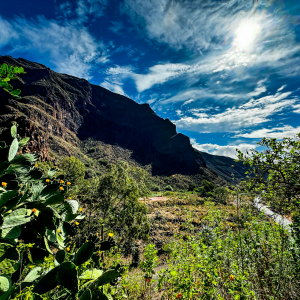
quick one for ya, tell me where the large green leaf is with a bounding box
[1,226,21,241]
[44,194,64,206]
[0,275,11,293]
[93,270,119,287]
[40,184,60,198]
[73,242,95,266]
[32,266,59,294]
[55,250,65,264]
[79,269,103,280]
[8,139,18,162]
[80,289,92,300]
[29,248,48,265]
[0,191,17,208]
[57,262,78,294]
[23,267,42,283]
[1,208,30,229]
[64,200,79,214]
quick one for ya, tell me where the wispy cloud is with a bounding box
[191,139,257,159]
[0,15,109,80]
[174,91,297,133]
[235,125,300,139]
[122,0,256,52]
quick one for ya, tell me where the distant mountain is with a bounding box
[200,151,247,182]
[0,55,246,184]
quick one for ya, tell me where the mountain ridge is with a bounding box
[0,55,247,183]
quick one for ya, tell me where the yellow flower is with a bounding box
[1,182,7,187]
[230,275,234,282]
[108,233,114,237]
[59,187,64,191]
[79,207,83,212]
[46,179,50,183]
[75,222,79,226]
[57,285,60,288]
[35,164,38,167]
[29,265,34,269]
[67,182,71,186]
[32,208,37,213]
[68,197,72,199]
[66,247,70,252]
[57,229,61,233]
[60,180,64,184]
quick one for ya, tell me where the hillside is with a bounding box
[0,55,246,185]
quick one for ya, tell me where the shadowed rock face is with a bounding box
[0,55,206,176]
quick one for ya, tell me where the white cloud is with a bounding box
[191,141,257,159]
[247,80,267,97]
[132,63,189,92]
[0,15,109,80]
[101,81,125,96]
[122,0,256,52]
[294,104,300,114]
[235,125,300,139]
[174,91,296,133]
[277,85,286,92]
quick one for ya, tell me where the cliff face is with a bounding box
[0,55,206,176]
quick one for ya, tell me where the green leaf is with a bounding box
[10,126,17,139]
[32,266,59,294]
[8,139,18,162]
[57,262,78,294]
[11,153,36,165]
[73,242,95,266]
[56,231,65,248]
[1,226,21,241]
[44,237,53,254]
[23,267,42,283]
[0,275,11,293]
[44,194,64,206]
[0,243,19,274]
[79,269,103,280]
[93,270,119,287]
[79,289,92,300]
[55,250,65,264]
[40,184,59,198]
[64,200,79,214]
[91,291,109,300]
[29,248,48,265]
[0,191,17,208]
[18,137,29,147]
[1,208,31,229]
[11,89,21,97]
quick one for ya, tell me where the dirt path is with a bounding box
[139,196,169,202]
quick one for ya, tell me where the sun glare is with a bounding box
[234,19,260,51]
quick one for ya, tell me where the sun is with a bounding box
[234,19,260,51]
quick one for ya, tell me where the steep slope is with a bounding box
[0,55,208,177]
[200,151,247,182]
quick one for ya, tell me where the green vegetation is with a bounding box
[1,62,300,299]
[0,123,120,300]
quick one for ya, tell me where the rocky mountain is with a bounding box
[200,151,249,182]
[0,55,246,183]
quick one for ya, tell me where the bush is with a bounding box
[165,185,173,191]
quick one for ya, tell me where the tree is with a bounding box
[81,161,150,255]
[237,134,300,215]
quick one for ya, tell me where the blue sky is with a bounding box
[1,0,300,158]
